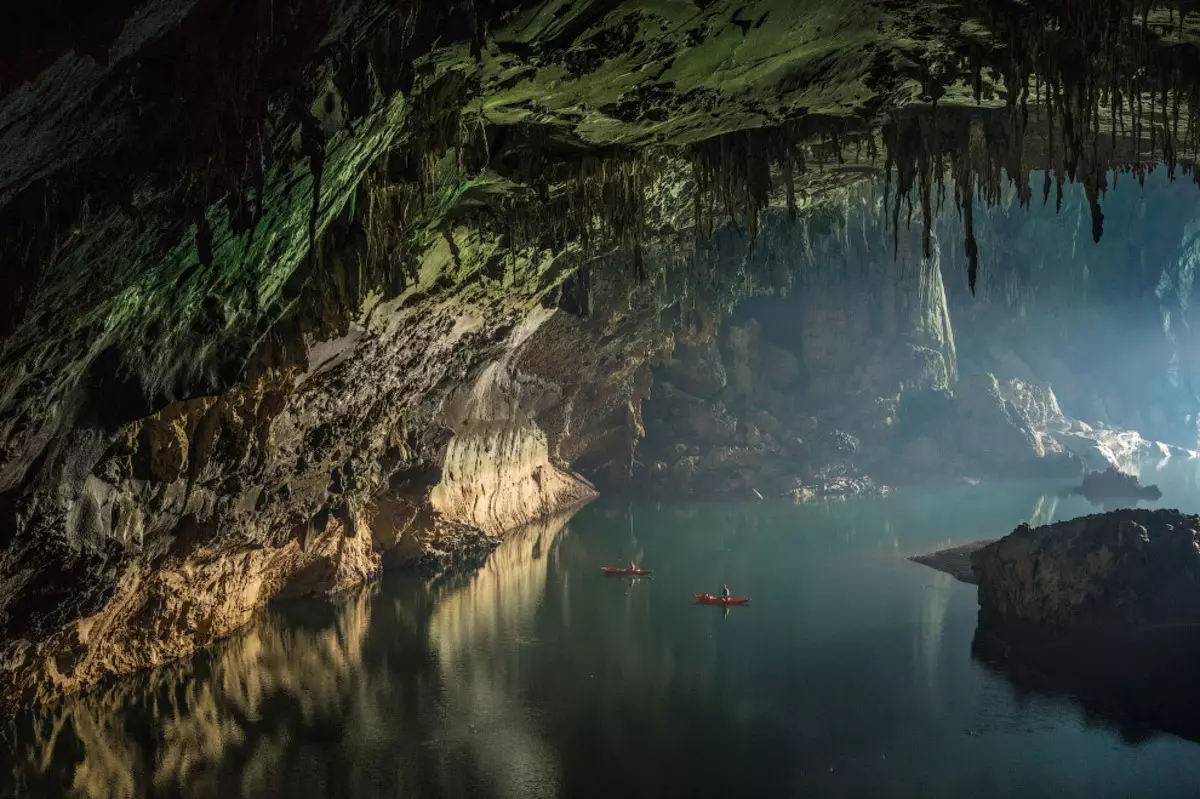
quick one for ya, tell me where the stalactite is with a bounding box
[873,0,1200,293]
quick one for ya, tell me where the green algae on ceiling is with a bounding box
[472,0,918,145]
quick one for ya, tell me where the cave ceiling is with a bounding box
[1,0,1200,482]
[3,0,1200,711]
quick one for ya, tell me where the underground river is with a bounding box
[7,461,1200,798]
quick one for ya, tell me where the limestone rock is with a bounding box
[892,375,1081,479]
[971,509,1200,629]
[660,339,727,399]
[1073,467,1162,504]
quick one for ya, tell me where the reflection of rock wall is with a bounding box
[7,588,379,799]
[429,512,571,663]
[4,512,577,799]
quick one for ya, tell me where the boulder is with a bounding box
[971,509,1200,629]
[1073,466,1162,503]
[660,339,727,399]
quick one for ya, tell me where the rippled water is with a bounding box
[7,460,1200,798]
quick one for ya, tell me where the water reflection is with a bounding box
[6,585,383,799]
[8,472,1200,798]
[426,517,570,799]
[3,513,575,799]
[972,620,1200,746]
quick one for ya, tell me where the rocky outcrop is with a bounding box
[641,321,1083,497]
[640,336,876,499]
[659,339,727,400]
[908,540,994,584]
[0,505,379,707]
[429,311,598,534]
[1072,467,1162,504]
[971,509,1200,629]
[969,508,1200,745]
[996,379,1193,474]
[890,374,1081,479]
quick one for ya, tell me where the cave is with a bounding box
[4,1,1200,796]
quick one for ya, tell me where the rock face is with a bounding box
[890,375,1081,479]
[971,509,1200,629]
[640,289,1087,498]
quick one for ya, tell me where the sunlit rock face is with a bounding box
[430,310,598,534]
[1,506,380,710]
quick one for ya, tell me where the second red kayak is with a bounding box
[601,567,653,576]
[694,594,750,606]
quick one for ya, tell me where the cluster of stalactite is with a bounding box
[337,1,1200,304]
[886,0,1200,293]
[688,118,876,246]
[881,107,1031,294]
[498,148,663,281]
[428,116,880,288]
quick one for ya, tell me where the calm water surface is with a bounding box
[7,461,1200,798]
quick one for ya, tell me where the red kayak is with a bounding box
[694,594,750,606]
[601,567,653,576]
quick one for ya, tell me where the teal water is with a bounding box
[7,461,1200,798]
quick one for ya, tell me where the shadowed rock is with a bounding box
[1072,467,1163,505]
[972,509,1200,629]
[908,540,995,584]
[923,508,1200,744]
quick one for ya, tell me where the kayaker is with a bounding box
[721,584,730,600]
[629,559,637,572]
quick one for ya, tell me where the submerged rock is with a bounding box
[971,509,1200,629]
[909,540,995,584]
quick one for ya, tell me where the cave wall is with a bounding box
[2,0,944,705]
